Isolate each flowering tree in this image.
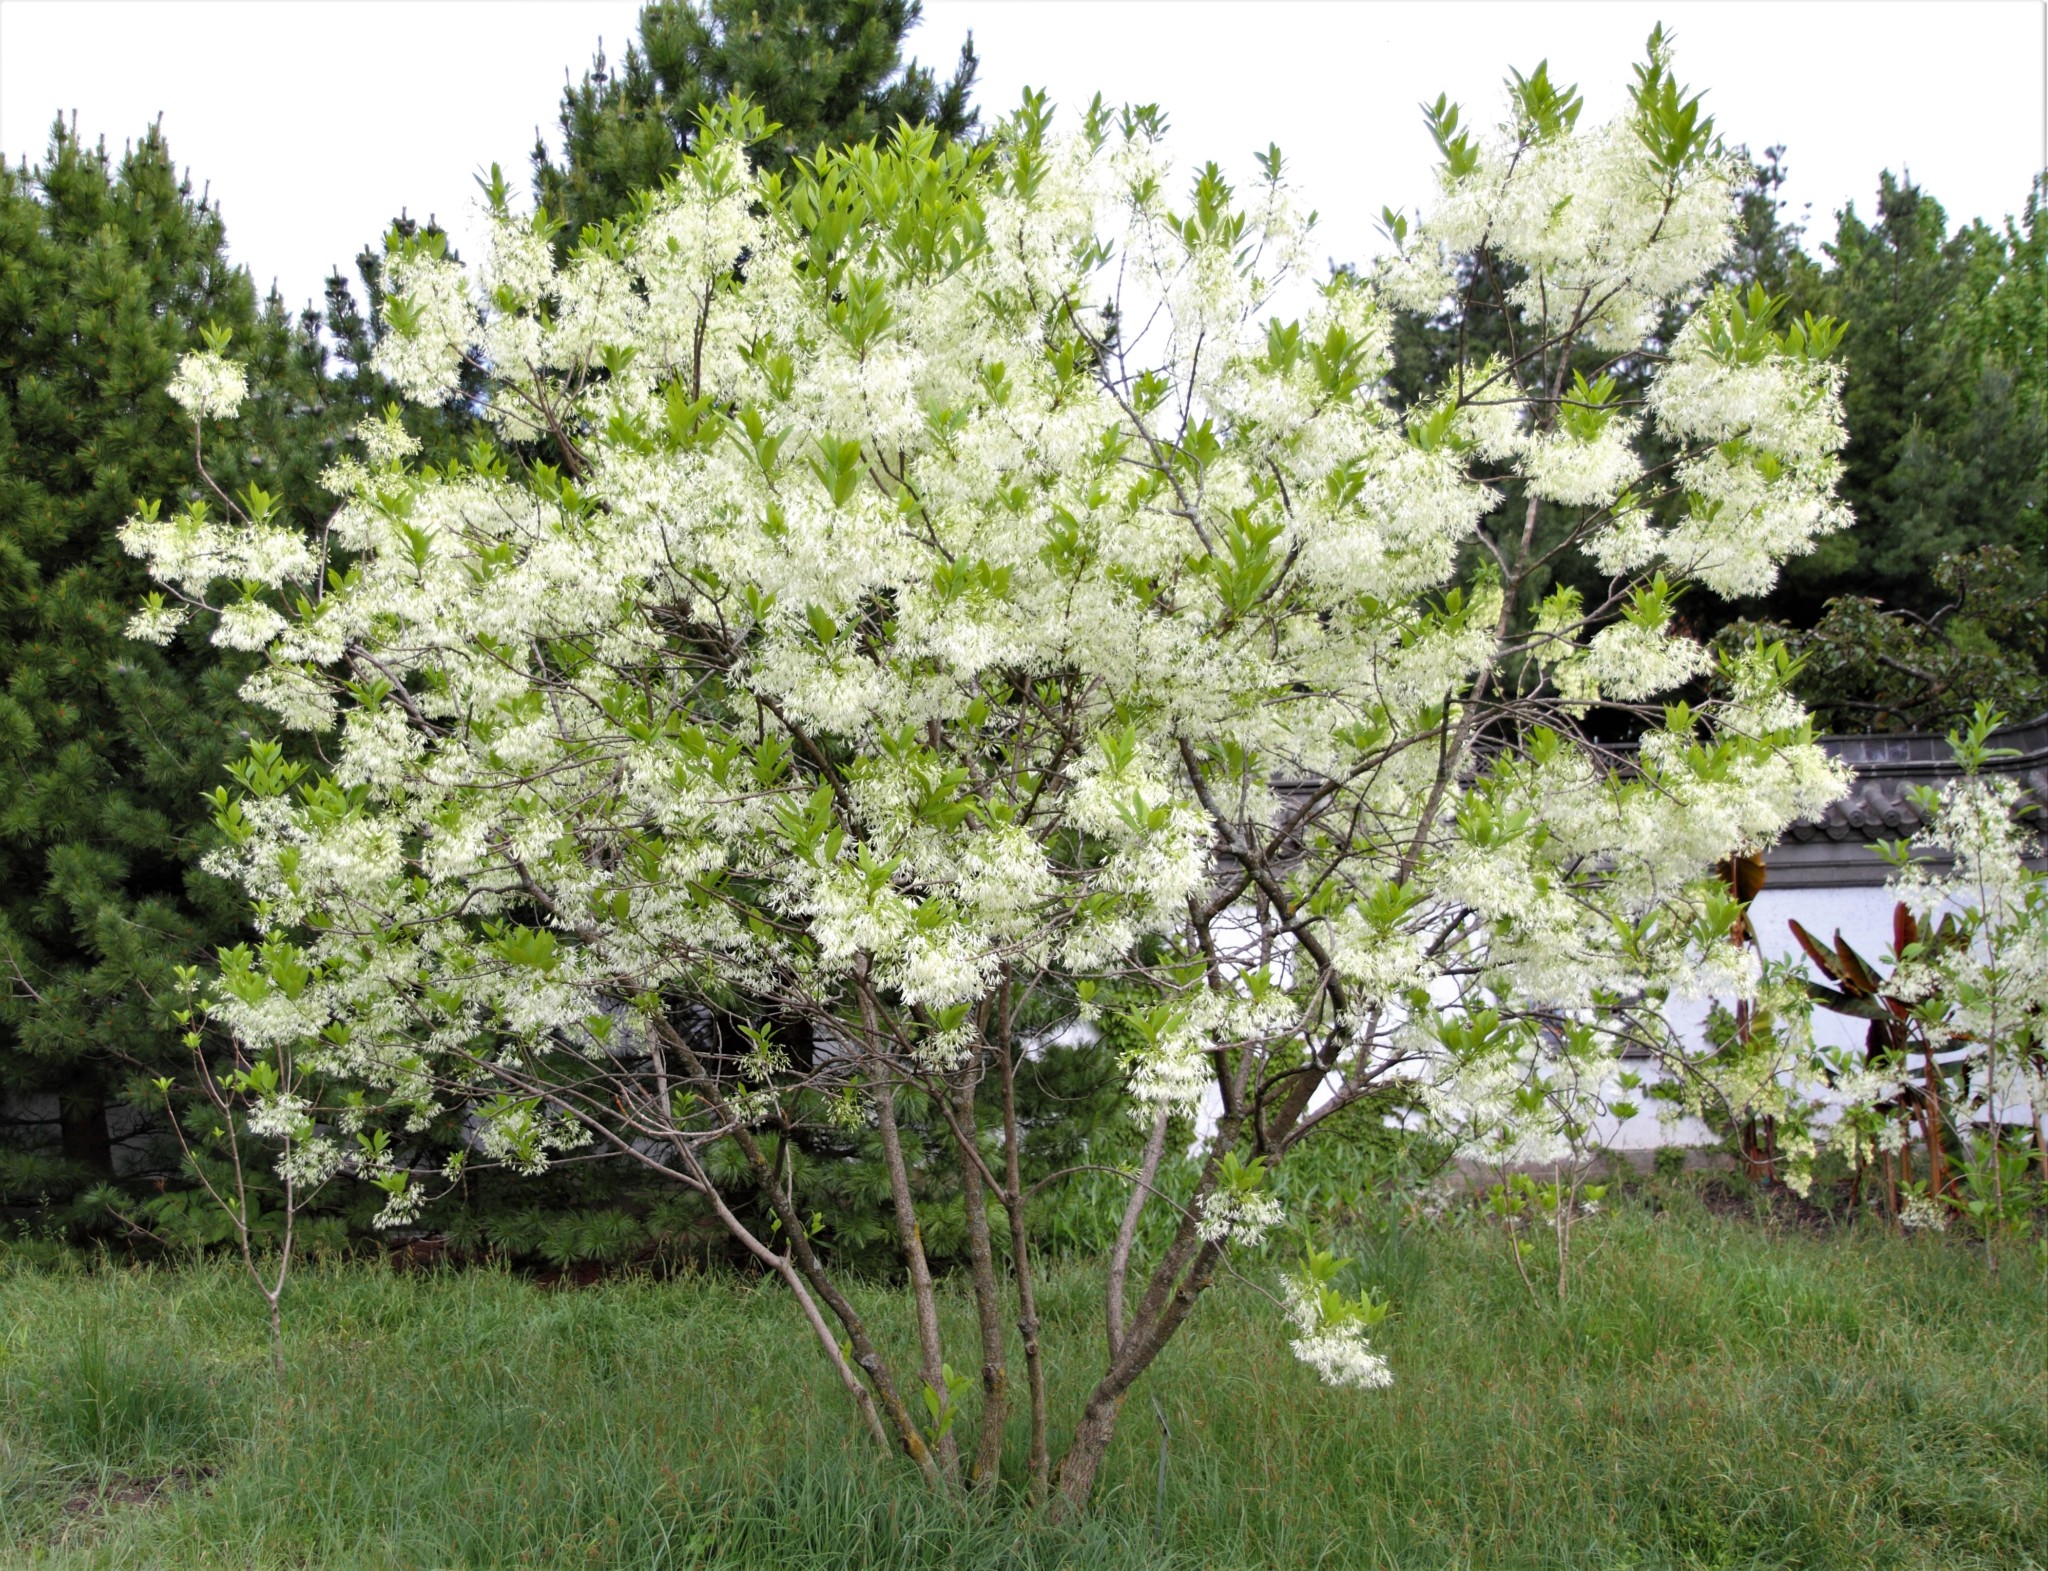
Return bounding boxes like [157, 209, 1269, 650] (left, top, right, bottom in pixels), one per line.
[126, 37, 1849, 1507]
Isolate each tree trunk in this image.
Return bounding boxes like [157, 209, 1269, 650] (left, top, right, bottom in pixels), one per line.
[950, 1073, 1008, 1488]
[994, 994, 1049, 1499]
[1053, 1390, 1126, 1512]
[59, 1093, 113, 1176]
[1005, 1186, 1049, 1499]
[1105, 1105, 1170, 1356]
[693, 1156, 891, 1453]
[649, 1017, 938, 1483]
[1053, 1247, 1228, 1512]
[872, 1070, 957, 1477]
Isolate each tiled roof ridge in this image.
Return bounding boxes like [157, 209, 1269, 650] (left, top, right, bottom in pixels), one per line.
[1788, 712, 2048, 845]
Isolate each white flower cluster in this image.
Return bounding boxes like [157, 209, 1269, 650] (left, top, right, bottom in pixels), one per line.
[1519, 421, 1644, 509]
[1290, 1326, 1396, 1390]
[1428, 1037, 1589, 1170]
[244, 1090, 314, 1141]
[167, 349, 247, 420]
[1378, 49, 1846, 605]
[1650, 309, 1851, 598]
[274, 1134, 342, 1191]
[124, 596, 187, 647]
[1556, 615, 1710, 706]
[372, 249, 472, 403]
[1126, 1011, 1215, 1114]
[1282, 1277, 1393, 1390]
[1195, 1188, 1286, 1248]
[1899, 1193, 1950, 1233]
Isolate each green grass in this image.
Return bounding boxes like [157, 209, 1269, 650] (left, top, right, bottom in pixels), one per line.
[2, 1191, 2044, 1569]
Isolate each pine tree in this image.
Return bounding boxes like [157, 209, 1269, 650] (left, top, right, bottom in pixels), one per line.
[1715, 171, 2048, 730]
[1776, 174, 2046, 622]
[1977, 178, 2048, 419]
[0, 120, 334, 1216]
[1717, 145, 1824, 303]
[533, 0, 977, 238]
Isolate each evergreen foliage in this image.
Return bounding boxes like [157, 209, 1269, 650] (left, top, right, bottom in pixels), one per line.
[1977, 179, 2048, 412]
[0, 120, 333, 1215]
[1718, 146, 1815, 303]
[1712, 170, 2048, 729]
[533, 0, 977, 237]
[1725, 546, 2048, 733]
[1777, 175, 2047, 624]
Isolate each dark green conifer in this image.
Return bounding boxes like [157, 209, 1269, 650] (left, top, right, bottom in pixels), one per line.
[0, 119, 332, 1214]
[1778, 175, 2045, 622]
[534, 0, 977, 237]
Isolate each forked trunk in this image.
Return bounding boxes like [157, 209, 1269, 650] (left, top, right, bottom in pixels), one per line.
[1105, 1106, 1170, 1355]
[1051, 1227, 1230, 1512]
[652, 1018, 939, 1483]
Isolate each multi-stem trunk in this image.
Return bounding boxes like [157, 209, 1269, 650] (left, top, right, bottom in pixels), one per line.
[683, 1148, 892, 1452]
[1053, 1229, 1229, 1512]
[1049, 1113, 1242, 1512]
[652, 1016, 940, 1482]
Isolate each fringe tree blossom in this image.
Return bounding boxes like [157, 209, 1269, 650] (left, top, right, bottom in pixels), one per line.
[127, 39, 1851, 1508]
[167, 346, 247, 420]
[1195, 1189, 1286, 1247]
[1900, 1192, 1951, 1232]
[1670, 707, 2046, 1206]
[1288, 1323, 1395, 1391]
[1283, 1251, 1394, 1389]
[1196, 1153, 1285, 1246]
[125, 593, 188, 647]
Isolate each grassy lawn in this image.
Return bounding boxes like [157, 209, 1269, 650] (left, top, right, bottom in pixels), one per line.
[2, 1187, 2044, 1569]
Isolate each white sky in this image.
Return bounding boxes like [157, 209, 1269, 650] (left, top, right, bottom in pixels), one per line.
[3, 0, 2042, 318]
